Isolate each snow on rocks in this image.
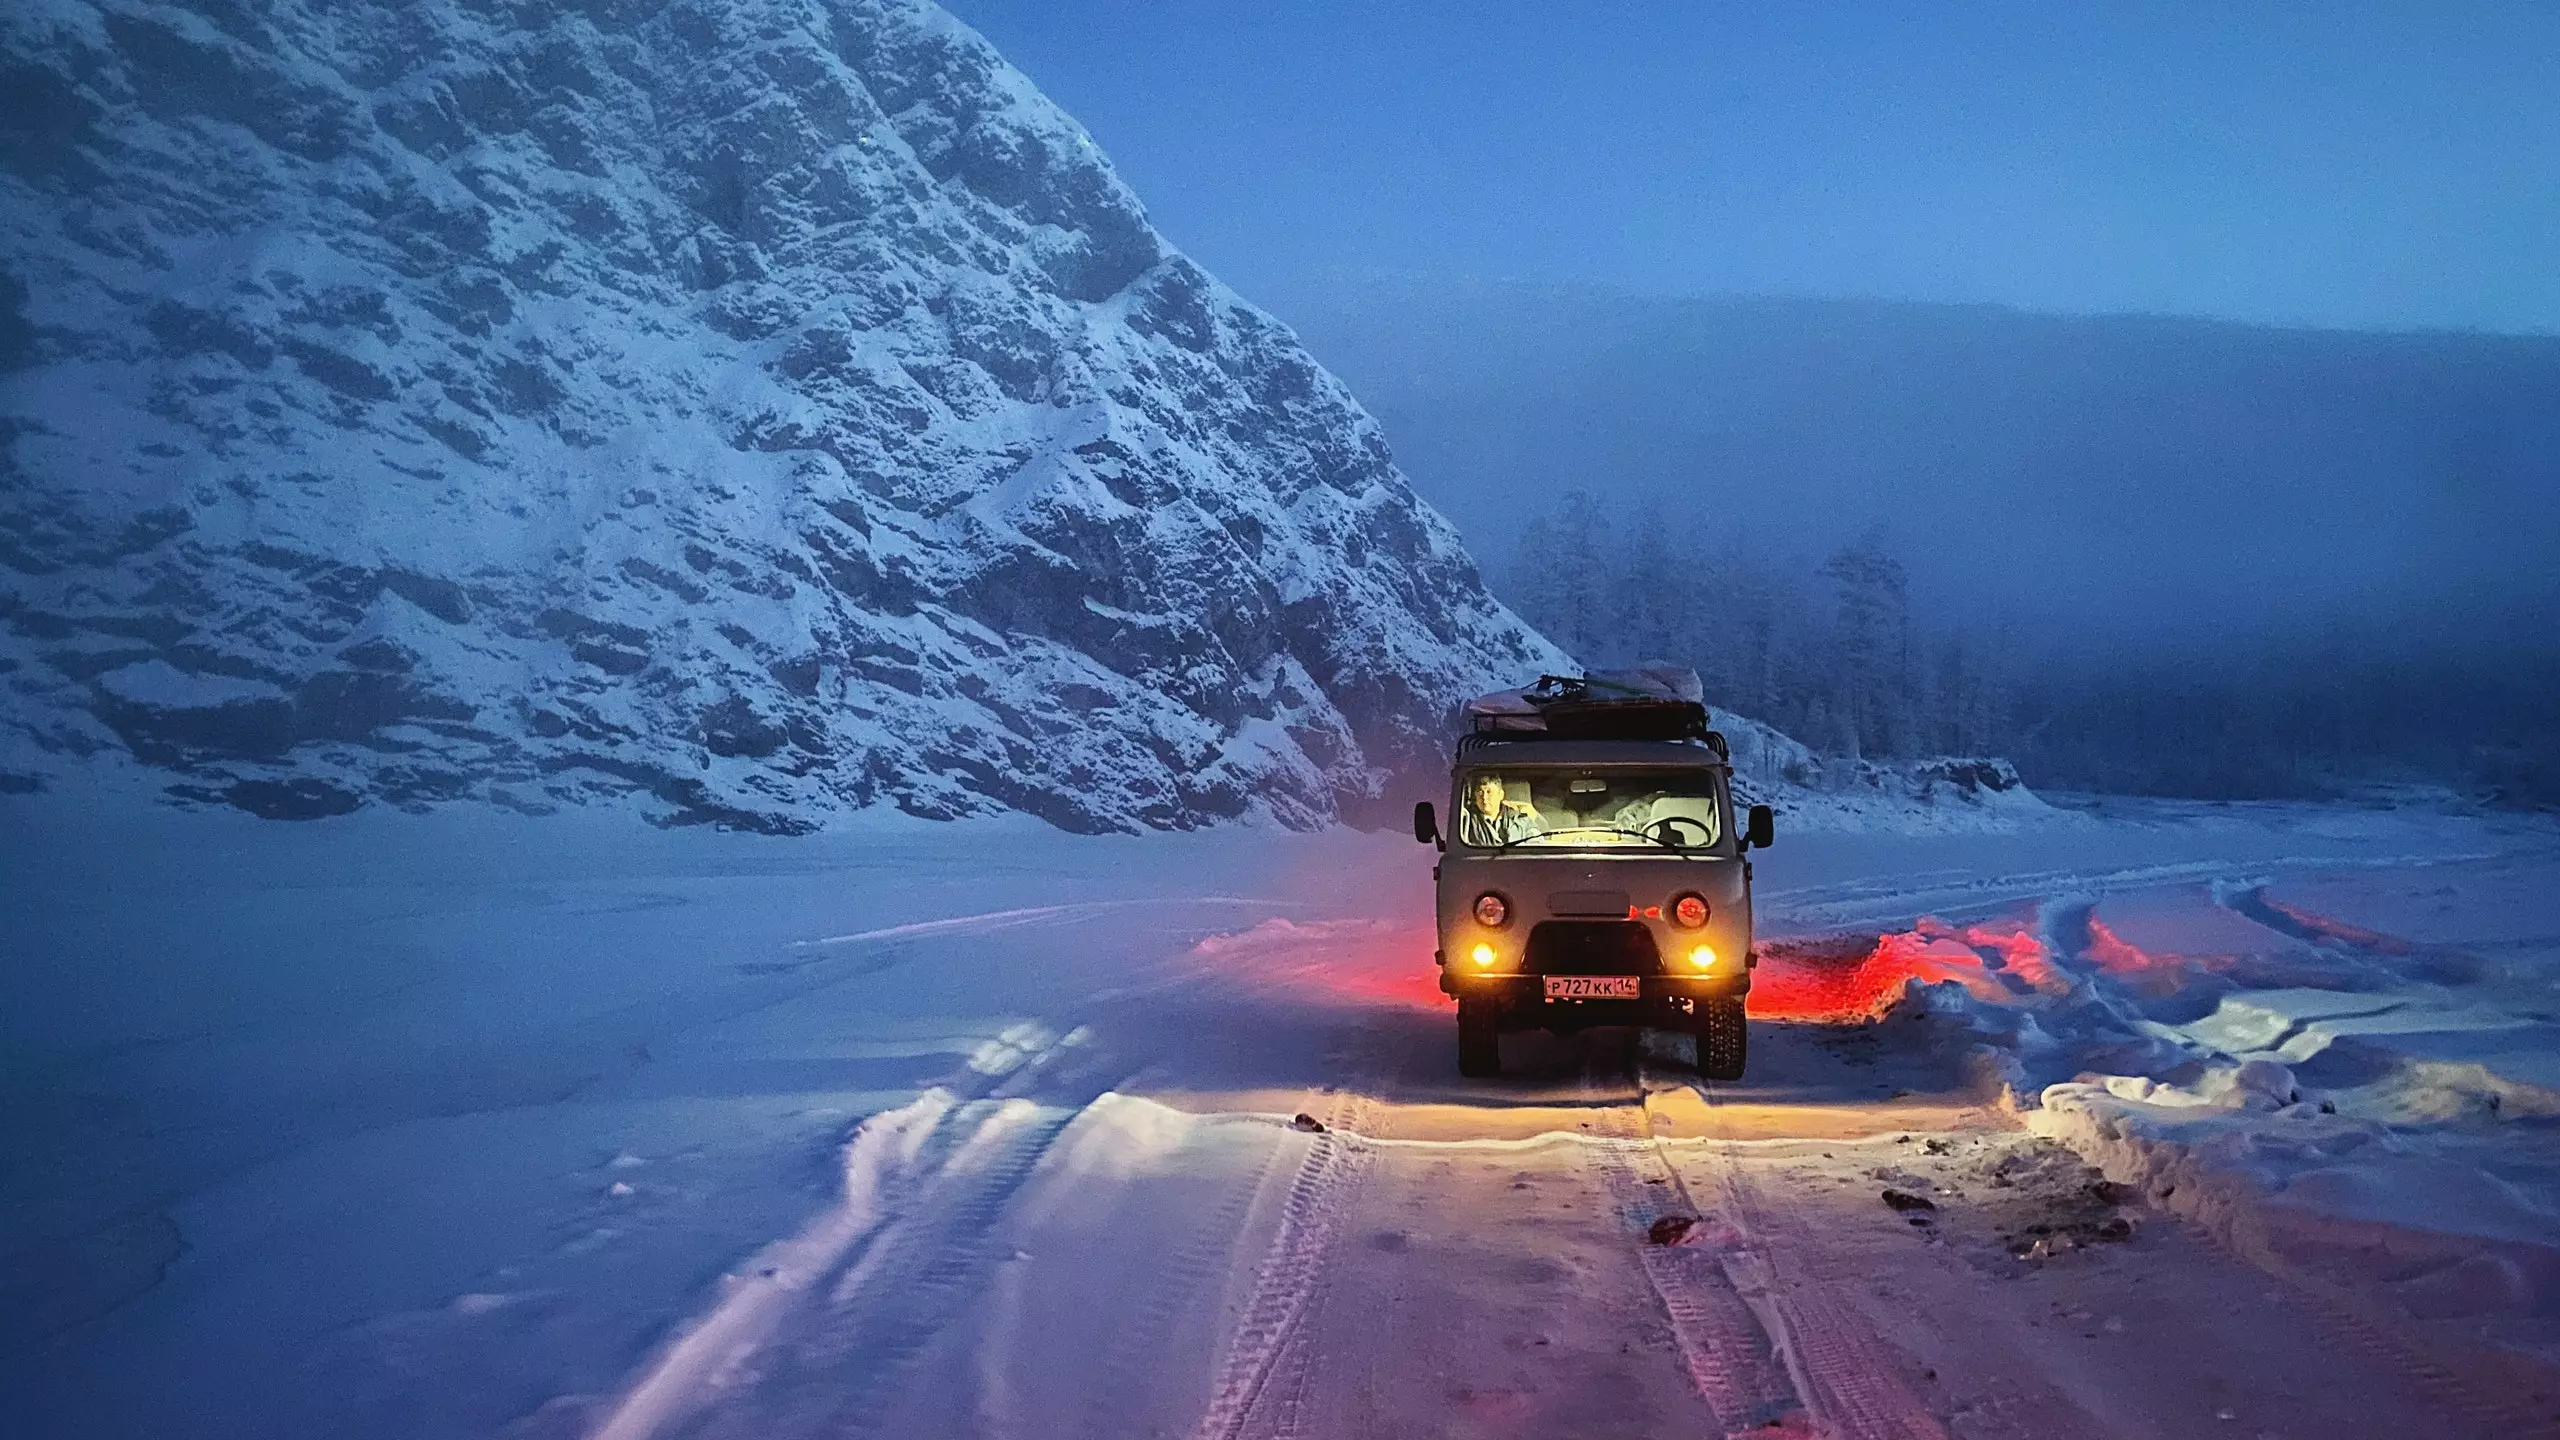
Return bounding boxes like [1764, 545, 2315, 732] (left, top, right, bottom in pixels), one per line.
[1714, 708, 2055, 834]
[0, 0, 1562, 832]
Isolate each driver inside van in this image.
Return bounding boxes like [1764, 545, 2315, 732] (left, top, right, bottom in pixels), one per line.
[1459, 773, 1541, 846]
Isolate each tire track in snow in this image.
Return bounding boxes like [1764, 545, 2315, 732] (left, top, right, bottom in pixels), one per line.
[1577, 1052, 1802, 1437]
[790, 897, 1292, 950]
[1767, 859, 2238, 930]
[754, 1097, 1083, 1439]
[586, 1091, 949, 1440]
[1082, 1130, 1290, 1439]
[2216, 882, 2487, 986]
[586, 1025, 1094, 1440]
[2238, 1250, 2560, 1440]
[1655, 1065, 1953, 1440]
[1765, 851, 2499, 933]
[1189, 1029, 1391, 1440]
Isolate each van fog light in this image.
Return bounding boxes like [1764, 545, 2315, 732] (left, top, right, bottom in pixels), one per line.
[1686, 944, 1718, 971]
[1470, 943, 1498, 969]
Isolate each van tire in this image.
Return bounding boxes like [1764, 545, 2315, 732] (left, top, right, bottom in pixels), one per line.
[1694, 999, 1747, 1081]
[1456, 1000, 1502, 1077]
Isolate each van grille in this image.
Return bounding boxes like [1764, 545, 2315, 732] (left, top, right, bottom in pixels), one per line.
[1524, 921, 1661, 975]
[1548, 889, 1632, 916]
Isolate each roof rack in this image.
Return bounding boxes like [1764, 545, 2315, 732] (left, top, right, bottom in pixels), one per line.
[1460, 667, 1728, 758]
[1459, 729, 1731, 761]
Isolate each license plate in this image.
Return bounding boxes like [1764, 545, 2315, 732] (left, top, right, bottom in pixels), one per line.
[1543, 975, 1641, 999]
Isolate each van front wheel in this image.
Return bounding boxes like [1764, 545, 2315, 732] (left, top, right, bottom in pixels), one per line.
[1694, 999, 1747, 1081]
[1456, 999, 1502, 1078]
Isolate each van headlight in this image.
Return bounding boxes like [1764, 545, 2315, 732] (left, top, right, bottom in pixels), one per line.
[1473, 892, 1509, 927]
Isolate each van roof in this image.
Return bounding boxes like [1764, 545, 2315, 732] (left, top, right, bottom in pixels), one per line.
[1456, 737, 1728, 769]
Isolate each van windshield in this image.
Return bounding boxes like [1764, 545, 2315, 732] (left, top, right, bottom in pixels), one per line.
[1455, 768, 1724, 850]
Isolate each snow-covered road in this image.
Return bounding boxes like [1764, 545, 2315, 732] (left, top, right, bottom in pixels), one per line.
[7, 793, 2559, 1437]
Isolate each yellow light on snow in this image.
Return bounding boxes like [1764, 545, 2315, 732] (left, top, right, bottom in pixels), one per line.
[1687, 944, 1718, 971]
[1470, 943, 1498, 969]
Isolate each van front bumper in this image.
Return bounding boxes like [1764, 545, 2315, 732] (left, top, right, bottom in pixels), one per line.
[1436, 969, 1751, 1003]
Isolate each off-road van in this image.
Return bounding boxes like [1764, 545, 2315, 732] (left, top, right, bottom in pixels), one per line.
[1412, 669, 1773, 1080]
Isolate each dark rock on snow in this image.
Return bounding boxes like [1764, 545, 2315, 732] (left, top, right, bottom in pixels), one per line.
[1645, 1214, 1700, 1246]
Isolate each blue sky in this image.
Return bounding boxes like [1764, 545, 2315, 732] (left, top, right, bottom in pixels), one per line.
[945, 1, 2560, 333]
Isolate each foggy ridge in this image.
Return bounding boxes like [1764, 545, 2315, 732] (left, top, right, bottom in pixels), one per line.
[1267, 270, 2560, 645]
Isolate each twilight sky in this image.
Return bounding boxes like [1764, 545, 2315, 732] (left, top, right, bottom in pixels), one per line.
[944, 1, 2560, 334]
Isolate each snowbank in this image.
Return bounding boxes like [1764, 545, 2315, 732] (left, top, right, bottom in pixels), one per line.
[1769, 842, 2560, 1374]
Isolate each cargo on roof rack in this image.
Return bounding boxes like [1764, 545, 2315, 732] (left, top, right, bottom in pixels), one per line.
[1463, 666, 1724, 753]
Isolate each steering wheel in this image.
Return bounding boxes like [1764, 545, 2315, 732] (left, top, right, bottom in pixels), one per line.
[1645, 815, 1712, 849]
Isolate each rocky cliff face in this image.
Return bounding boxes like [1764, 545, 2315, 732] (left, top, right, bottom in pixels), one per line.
[0, 0, 1563, 831]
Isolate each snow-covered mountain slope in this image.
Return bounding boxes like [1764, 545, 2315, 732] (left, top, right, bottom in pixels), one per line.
[0, 0, 1562, 832]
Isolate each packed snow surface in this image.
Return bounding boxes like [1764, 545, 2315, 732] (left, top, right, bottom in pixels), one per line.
[0, 0, 1560, 832]
[8, 789, 2559, 1438]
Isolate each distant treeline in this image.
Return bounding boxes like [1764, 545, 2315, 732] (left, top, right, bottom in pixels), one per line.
[2011, 634, 2560, 807]
[1497, 490, 2559, 807]
[1501, 490, 2014, 759]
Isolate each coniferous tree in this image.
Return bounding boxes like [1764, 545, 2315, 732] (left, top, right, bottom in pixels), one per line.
[1487, 495, 2009, 763]
[1549, 489, 1609, 661]
[1506, 513, 1564, 655]
[1614, 513, 1687, 666]
[1819, 536, 1908, 758]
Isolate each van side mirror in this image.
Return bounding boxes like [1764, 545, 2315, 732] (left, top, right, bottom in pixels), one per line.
[1745, 804, 1774, 850]
[1413, 800, 1440, 846]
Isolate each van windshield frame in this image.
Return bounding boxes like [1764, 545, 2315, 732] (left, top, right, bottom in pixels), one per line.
[1452, 766, 1729, 853]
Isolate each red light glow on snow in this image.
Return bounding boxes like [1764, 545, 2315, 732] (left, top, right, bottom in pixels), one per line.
[1749, 915, 2062, 1021]
[2256, 894, 2417, 955]
[2081, 914, 2177, 976]
[1185, 917, 1448, 1010]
